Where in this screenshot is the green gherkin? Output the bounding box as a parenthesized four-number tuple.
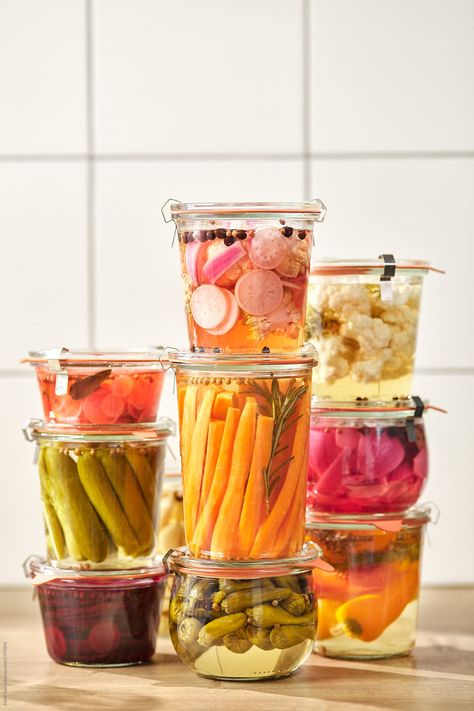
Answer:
(223, 627, 252, 654)
(222, 587, 292, 614)
(198, 612, 247, 648)
(246, 625, 273, 651)
(38, 449, 66, 560)
(280, 593, 310, 616)
(269, 624, 315, 649)
(246, 604, 314, 628)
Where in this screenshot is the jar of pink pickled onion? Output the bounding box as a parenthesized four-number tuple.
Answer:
(308, 398, 430, 514)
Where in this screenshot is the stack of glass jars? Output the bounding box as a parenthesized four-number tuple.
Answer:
(305, 257, 441, 659)
(163, 201, 327, 680)
(22, 348, 173, 666)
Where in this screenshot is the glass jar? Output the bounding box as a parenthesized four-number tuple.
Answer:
(168, 348, 316, 560)
(306, 258, 441, 401)
(306, 508, 431, 659)
(168, 201, 326, 353)
(24, 556, 167, 667)
(308, 399, 429, 514)
(165, 544, 320, 680)
(24, 418, 174, 569)
(24, 348, 165, 424)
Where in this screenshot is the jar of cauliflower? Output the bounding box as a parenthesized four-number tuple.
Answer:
(306, 258, 440, 401)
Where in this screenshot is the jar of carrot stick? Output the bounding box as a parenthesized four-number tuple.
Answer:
(167, 347, 317, 561)
(306, 507, 432, 659)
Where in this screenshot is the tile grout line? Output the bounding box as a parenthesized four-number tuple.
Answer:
(85, 0, 96, 349)
(302, 0, 311, 200)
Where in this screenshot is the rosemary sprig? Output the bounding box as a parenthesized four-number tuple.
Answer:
(243, 377, 308, 510)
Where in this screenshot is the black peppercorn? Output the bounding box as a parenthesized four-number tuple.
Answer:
(262, 346, 270, 353)
(224, 236, 235, 246)
(280, 226, 293, 238)
(215, 229, 226, 239)
(206, 230, 216, 240)
(197, 231, 208, 242)
(236, 230, 247, 240)
(297, 230, 306, 240)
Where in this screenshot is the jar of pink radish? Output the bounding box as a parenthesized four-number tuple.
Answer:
(307, 398, 431, 514)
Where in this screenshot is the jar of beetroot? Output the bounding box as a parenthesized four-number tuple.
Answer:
(308, 398, 433, 514)
(24, 556, 167, 667)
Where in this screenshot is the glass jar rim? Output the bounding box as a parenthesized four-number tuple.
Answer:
(310, 257, 444, 277)
(166, 345, 318, 372)
(306, 506, 432, 531)
(170, 200, 326, 221)
(311, 397, 428, 420)
(164, 541, 322, 578)
(23, 416, 175, 443)
(23, 555, 166, 583)
(24, 346, 165, 369)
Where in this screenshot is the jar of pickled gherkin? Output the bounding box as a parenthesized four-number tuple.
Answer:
(166, 200, 326, 353)
(24, 347, 165, 425)
(23, 418, 175, 569)
(164, 543, 323, 680)
(306, 507, 432, 659)
(306, 258, 443, 401)
(167, 347, 317, 560)
(24, 555, 167, 667)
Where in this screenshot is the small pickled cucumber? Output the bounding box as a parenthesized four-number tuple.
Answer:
(222, 587, 293, 614)
(219, 578, 274, 594)
(169, 624, 203, 664)
(169, 595, 185, 625)
(177, 617, 202, 646)
(44, 447, 108, 562)
(198, 612, 247, 648)
(211, 590, 227, 608)
(269, 624, 315, 649)
(76, 451, 141, 557)
(189, 579, 215, 602)
(273, 575, 301, 593)
(98, 450, 155, 555)
(39, 450, 66, 560)
(246, 604, 314, 628)
(246, 625, 273, 651)
(281, 593, 310, 616)
(223, 627, 252, 654)
(125, 447, 160, 515)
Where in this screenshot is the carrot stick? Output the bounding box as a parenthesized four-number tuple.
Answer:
(212, 392, 235, 420)
(210, 400, 257, 558)
(250, 391, 310, 559)
(180, 385, 197, 476)
(273, 435, 308, 558)
(237, 415, 274, 558)
(178, 386, 186, 429)
(199, 419, 225, 516)
(184, 389, 216, 539)
(191, 407, 241, 555)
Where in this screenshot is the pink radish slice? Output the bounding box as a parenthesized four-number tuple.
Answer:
(202, 241, 245, 284)
(357, 431, 405, 478)
(191, 285, 230, 329)
(309, 427, 339, 476)
(335, 428, 362, 451)
(316, 449, 345, 495)
(388, 462, 413, 483)
(207, 289, 239, 335)
(413, 447, 428, 479)
(346, 480, 390, 500)
(186, 241, 205, 286)
(280, 280, 303, 290)
(235, 269, 283, 316)
(249, 228, 287, 270)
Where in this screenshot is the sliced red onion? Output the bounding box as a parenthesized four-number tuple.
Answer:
(202, 241, 245, 284)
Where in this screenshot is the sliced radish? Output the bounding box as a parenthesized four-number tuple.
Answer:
(202, 241, 245, 284)
(234, 269, 283, 316)
(309, 427, 339, 476)
(191, 284, 231, 329)
(357, 431, 405, 478)
(207, 289, 239, 335)
(280, 280, 303, 290)
(249, 228, 287, 269)
(316, 450, 345, 495)
(186, 241, 205, 286)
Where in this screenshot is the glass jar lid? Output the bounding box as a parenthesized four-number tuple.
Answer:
(23, 416, 175, 444)
(311, 257, 444, 277)
(24, 555, 166, 586)
(169, 200, 327, 221)
(311, 396, 431, 421)
(306, 505, 432, 532)
(24, 346, 164, 369)
(164, 541, 325, 578)
(166, 345, 317, 376)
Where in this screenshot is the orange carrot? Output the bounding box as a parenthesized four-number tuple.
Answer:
(184, 389, 216, 539)
(198, 419, 225, 516)
(210, 400, 257, 558)
(212, 392, 235, 420)
(180, 385, 197, 476)
(273, 435, 308, 558)
(237, 415, 274, 557)
(191, 407, 241, 555)
(177, 386, 186, 429)
(250, 391, 310, 559)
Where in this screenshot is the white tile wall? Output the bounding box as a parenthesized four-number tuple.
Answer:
(1, 0, 473, 585)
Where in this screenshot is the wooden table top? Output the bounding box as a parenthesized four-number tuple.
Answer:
(2, 587, 473, 710)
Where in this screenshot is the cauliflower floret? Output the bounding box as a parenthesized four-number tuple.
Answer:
(311, 283, 371, 316)
(317, 335, 351, 384)
(276, 237, 310, 278)
(340, 313, 391, 355)
(390, 324, 417, 354)
(352, 348, 393, 383)
(380, 304, 418, 328)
